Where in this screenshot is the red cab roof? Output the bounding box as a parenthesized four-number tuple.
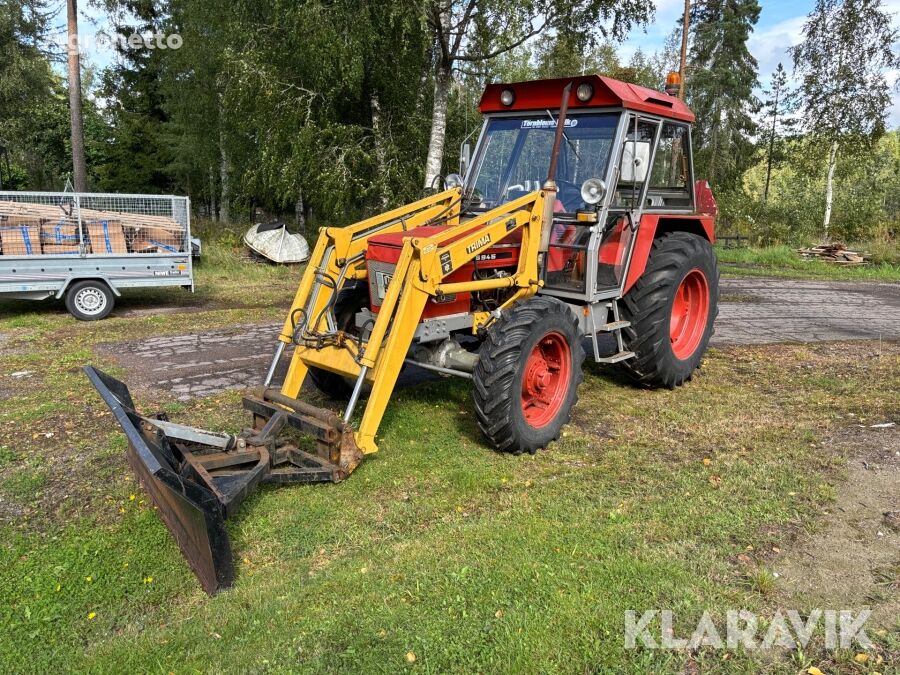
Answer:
(479, 75, 695, 123)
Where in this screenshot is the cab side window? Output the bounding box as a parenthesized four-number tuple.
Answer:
(647, 123, 692, 209)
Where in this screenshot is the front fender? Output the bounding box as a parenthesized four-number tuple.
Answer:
(623, 214, 715, 294)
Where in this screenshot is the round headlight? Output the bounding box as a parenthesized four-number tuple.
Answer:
(500, 88, 515, 106)
(580, 178, 607, 205)
(575, 82, 594, 102)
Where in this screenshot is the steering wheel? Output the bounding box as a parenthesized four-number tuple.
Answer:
(556, 180, 583, 212)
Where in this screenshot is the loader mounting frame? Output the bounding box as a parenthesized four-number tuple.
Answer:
(272, 186, 549, 456)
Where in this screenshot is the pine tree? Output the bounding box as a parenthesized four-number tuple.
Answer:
(687, 0, 761, 189)
(791, 0, 900, 239)
(759, 63, 797, 202)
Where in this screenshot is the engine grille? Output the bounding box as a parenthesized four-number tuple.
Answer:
(366, 260, 395, 307)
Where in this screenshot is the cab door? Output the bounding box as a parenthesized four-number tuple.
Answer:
(595, 115, 662, 295)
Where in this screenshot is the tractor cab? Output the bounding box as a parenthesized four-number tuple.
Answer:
(458, 75, 714, 301)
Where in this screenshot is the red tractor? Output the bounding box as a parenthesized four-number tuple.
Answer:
(88, 73, 719, 592)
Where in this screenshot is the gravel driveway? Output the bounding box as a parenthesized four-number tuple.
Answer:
(100, 277, 900, 399)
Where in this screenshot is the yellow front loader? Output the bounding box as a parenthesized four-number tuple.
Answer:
(86, 185, 552, 593)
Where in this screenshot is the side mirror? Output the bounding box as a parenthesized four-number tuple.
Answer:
(621, 141, 651, 183)
(459, 142, 471, 178)
(444, 173, 463, 190)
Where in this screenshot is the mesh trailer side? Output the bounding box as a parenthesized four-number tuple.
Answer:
(0, 191, 190, 257)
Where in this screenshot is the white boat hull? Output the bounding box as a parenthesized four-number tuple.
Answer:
(243, 223, 310, 264)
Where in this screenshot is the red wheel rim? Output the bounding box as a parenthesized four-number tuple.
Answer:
(521, 331, 571, 428)
(670, 268, 710, 360)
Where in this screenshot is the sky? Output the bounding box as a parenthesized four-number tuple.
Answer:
(622, 0, 900, 126)
(66, 0, 900, 126)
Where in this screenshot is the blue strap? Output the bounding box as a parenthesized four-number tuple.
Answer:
(102, 220, 112, 253)
(55, 222, 79, 243)
(150, 239, 178, 253)
(21, 225, 33, 255)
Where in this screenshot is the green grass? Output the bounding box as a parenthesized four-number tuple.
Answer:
(0, 238, 898, 672)
(717, 243, 900, 282)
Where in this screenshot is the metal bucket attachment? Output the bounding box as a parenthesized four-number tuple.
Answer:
(85, 366, 364, 594)
(84, 366, 237, 593)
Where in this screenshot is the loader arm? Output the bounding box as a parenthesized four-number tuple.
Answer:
(282, 188, 549, 456)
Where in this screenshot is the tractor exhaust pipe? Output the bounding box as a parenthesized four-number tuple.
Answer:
(540, 81, 573, 254)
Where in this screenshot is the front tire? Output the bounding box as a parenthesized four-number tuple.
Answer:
(473, 297, 584, 454)
(65, 280, 114, 321)
(619, 231, 719, 388)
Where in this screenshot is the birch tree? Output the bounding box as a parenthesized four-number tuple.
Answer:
(419, 0, 653, 191)
(791, 0, 900, 239)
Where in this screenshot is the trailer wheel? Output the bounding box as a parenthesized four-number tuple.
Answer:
(65, 280, 114, 321)
(473, 296, 584, 454)
(307, 283, 368, 399)
(619, 231, 719, 388)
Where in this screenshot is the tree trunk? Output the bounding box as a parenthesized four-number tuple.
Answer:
(219, 128, 231, 224)
(708, 103, 721, 185)
(423, 64, 451, 191)
(763, 84, 779, 202)
(371, 93, 390, 206)
(295, 187, 305, 231)
(823, 139, 838, 240)
(678, 0, 690, 99)
(208, 164, 217, 220)
(66, 0, 87, 192)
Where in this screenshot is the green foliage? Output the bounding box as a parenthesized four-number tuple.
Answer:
(790, 0, 900, 237)
(729, 132, 900, 244)
(0, 0, 72, 189)
(0, 0, 52, 126)
(792, 0, 900, 143)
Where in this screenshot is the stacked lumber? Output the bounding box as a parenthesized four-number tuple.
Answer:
(0, 200, 184, 256)
(797, 244, 871, 265)
(0, 201, 182, 232)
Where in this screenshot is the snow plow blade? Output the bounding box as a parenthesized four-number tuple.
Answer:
(84, 366, 363, 594)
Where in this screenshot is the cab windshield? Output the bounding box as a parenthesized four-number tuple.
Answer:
(469, 112, 619, 212)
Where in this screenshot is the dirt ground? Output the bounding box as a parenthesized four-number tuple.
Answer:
(91, 276, 900, 401)
(774, 425, 900, 629)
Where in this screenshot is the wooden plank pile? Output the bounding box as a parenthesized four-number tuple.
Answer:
(0, 200, 185, 256)
(797, 243, 872, 266)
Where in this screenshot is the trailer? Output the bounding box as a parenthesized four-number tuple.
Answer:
(0, 191, 193, 320)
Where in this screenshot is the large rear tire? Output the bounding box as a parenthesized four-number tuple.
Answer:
(307, 283, 368, 399)
(473, 296, 584, 454)
(619, 231, 719, 388)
